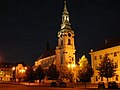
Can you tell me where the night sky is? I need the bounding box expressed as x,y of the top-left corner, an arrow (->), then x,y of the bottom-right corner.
0,0 -> 120,66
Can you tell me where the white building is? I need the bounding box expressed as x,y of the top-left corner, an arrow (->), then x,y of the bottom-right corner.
90,38 -> 120,83
0,63 -> 13,82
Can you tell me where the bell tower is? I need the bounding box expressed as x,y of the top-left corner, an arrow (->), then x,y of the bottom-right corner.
56,0 -> 76,67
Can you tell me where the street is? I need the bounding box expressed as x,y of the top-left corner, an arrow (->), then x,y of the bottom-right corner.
0,84 -> 98,90
1,83 -> 120,90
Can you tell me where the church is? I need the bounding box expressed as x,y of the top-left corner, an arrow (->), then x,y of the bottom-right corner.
33,0 -> 76,70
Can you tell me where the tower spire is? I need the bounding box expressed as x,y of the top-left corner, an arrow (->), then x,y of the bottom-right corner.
63,0 -> 68,15
61,0 -> 71,29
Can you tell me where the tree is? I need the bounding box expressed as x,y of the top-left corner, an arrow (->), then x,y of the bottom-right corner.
97,54 -> 116,81
58,65 -> 74,83
35,65 -> 45,84
47,64 -> 59,80
78,55 -> 88,68
25,67 -> 35,83
78,64 -> 94,88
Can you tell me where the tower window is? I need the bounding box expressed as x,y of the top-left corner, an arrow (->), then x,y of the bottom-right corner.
68,33 -> 71,37
101,77 -> 103,81
72,57 -> 74,61
61,57 -> 63,64
61,40 -> 63,46
94,56 -> 97,60
114,52 -> 117,57
116,75 -> 119,81
60,34 -> 62,37
68,39 -> 71,45
96,76 -> 98,81
62,17 -> 64,21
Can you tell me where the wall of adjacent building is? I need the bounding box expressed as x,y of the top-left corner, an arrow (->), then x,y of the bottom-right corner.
0,67 -> 13,82
90,45 -> 120,83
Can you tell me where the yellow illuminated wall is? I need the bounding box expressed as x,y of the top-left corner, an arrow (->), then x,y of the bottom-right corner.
0,67 -> 13,82
90,45 -> 120,83
34,55 -> 56,70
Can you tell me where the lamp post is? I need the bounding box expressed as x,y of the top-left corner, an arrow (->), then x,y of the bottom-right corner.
12,66 -> 16,82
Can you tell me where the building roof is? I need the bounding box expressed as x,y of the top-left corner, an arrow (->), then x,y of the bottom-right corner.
36,48 -> 55,61
0,62 -> 14,68
93,36 -> 120,52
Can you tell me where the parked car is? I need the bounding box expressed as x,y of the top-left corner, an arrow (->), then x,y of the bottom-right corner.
98,82 -> 105,89
108,81 -> 118,89
51,81 -> 66,87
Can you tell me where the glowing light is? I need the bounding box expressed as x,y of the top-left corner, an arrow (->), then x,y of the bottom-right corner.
12,67 -> 15,70
0,71 -> 3,75
67,64 -> 76,68
19,69 -> 25,73
25,67 -> 27,70
71,64 -> 76,68
67,64 -> 70,68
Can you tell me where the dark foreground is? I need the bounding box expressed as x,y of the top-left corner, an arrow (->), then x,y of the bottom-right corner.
0,84 -> 92,90
0,84 -> 120,90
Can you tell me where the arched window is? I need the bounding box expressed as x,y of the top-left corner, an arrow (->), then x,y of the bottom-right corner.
68,33 -> 71,37
68,39 -> 71,45
61,57 -> 63,64
61,40 -> 63,46
62,16 -> 64,21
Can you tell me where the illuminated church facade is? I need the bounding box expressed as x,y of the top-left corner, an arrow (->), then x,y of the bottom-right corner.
34,1 -> 76,70
33,1 -> 120,84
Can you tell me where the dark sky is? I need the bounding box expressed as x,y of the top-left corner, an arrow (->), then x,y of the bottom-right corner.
0,0 -> 120,66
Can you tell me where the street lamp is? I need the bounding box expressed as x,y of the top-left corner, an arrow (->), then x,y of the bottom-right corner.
12,67 -> 15,71
12,66 -> 16,82
25,67 -> 27,70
